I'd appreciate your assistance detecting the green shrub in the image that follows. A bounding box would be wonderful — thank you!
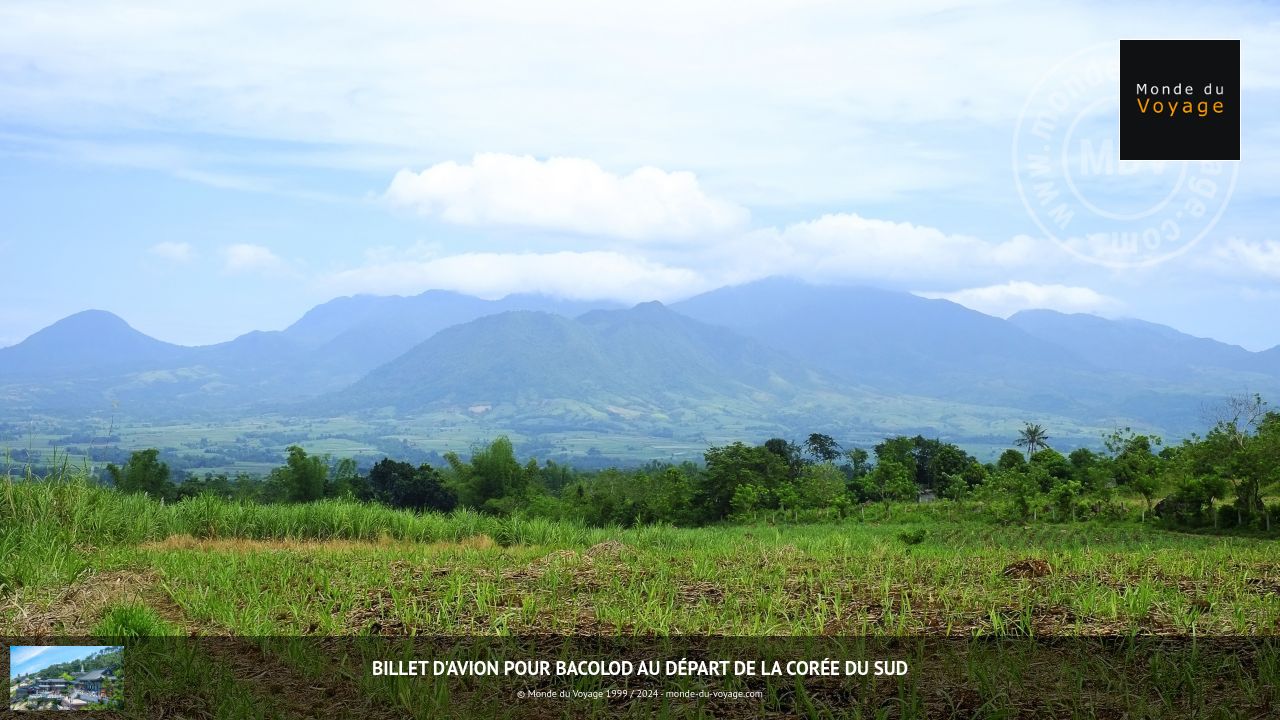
[897,527,928,546]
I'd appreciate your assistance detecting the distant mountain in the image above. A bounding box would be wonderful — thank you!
[303,291,614,380]
[672,278,1092,406]
[4,280,1279,441]
[0,292,613,414]
[0,310,185,379]
[326,302,834,431]
[673,278,1280,432]
[279,294,405,347]
[1008,310,1272,378]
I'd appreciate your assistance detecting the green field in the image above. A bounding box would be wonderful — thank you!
[5,477,1280,718]
[6,477,1280,638]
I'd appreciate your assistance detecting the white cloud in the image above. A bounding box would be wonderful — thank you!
[322,250,707,303]
[915,281,1118,318]
[10,646,53,669]
[1206,237,1280,279]
[320,210,1077,305]
[149,241,194,263]
[721,214,1051,285]
[385,154,747,240]
[5,2,1273,204]
[223,243,283,273]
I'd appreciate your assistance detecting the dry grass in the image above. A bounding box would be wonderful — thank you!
[1002,558,1054,579]
[2,569,188,636]
[139,533,499,554]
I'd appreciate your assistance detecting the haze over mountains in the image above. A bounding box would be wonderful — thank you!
[2,278,1277,442]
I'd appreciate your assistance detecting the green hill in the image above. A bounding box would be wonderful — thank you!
[329,303,825,417]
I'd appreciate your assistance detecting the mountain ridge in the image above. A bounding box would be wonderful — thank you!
[3,279,1278,439]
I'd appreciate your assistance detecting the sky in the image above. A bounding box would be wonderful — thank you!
[9,646,117,679]
[0,1,1277,350]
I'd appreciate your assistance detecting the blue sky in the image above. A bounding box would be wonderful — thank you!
[1,1,1277,349]
[9,646,118,679]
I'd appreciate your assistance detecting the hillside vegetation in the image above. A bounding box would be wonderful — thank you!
[5,280,1280,443]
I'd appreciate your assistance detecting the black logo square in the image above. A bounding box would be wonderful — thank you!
[1120,39,1240,160]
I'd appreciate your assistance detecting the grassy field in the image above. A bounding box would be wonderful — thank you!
[5,476,1280,637]
[4,476,1279,718]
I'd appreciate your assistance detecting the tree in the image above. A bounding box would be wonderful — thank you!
[1217,397,1278,531]
[918,439,978,492]
[1029,448,1072,492]
[796,462,848,513]
[775,482,802,520]
[399,464,458,512]
[1068,447,1110,492]
[996,449,1027,472]
[276,445,329,502]
[448,436,527,513]
[1108,432,1163,520]
[329,457,366,500]
[803,433,842,463]
[763,438,805,479]
[869,460,915,517]
[106,448,173,499]
[368,459,414,506]
[940,472,969,501]
[645,466,695,525]
[1158,472,1228,527]
[231,472,259,502]
[700,442,790,521]
[730,483,765,522]
[844,448,871,477]
[986,468,1039,521]
[1051,479,1083,522]
[1015,423,1050,460]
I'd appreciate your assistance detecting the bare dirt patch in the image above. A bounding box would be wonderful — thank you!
[4,569,197,636]
[1002,558,1053,579]
[585,540,630,559]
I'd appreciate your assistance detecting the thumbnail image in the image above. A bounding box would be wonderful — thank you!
[8,646,123,712]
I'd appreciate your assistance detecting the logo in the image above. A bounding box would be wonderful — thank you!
[1120,40,1240,161]
[1013,43,1238,268]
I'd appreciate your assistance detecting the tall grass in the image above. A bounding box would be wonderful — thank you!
[1,471,612,596]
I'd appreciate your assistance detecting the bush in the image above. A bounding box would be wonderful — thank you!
[1217,505,1238,529]
[897,527,928,546]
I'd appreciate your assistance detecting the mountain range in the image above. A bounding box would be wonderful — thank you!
[2,278,1277,443]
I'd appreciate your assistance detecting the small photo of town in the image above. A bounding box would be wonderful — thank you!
[8,646,124,712]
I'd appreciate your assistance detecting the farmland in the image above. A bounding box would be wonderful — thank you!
[3,475,1280,718]
[7,475,1280,638]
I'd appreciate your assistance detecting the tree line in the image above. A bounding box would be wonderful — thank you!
[100,395,1280,532]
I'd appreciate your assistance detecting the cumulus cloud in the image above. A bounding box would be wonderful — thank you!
[321,210,1073,305]
[322,250,707,304]
[915,281,1119,318]
[223,243,284,273]
[385,154,747,240]
[149,241,194,263]
[723,214,1049,285]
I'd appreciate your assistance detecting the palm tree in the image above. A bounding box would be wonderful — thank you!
[1016,423,1050,460]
